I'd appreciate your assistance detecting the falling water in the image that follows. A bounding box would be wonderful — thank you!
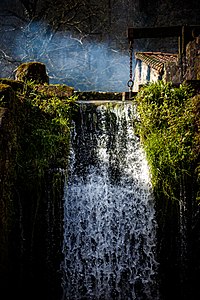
[61,101,159,300]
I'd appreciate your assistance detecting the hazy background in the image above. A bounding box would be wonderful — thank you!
[0,0,199,91]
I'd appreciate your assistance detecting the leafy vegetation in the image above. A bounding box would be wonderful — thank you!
[15,80,77,178]
[135,80,200,201]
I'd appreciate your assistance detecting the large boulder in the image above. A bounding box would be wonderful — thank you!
[15,62,49,84]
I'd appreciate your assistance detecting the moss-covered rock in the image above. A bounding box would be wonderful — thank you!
[0,78,24,92]
[34,84,74,98]
[15,62,49,84]
[0,77,77,298]
[0,84,15,108]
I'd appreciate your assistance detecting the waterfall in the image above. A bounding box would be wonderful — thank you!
[61,101,159,300]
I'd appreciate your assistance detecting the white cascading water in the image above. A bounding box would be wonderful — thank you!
[61,101,159,300]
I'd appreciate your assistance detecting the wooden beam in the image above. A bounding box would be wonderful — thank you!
[128,25,200,42]
[128,25,200,56]
[128,26,182,41]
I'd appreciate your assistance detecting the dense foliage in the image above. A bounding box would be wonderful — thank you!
[16,81,77,177]
[135,80,199,201]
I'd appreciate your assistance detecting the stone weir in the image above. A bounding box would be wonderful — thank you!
[74,91,137,101]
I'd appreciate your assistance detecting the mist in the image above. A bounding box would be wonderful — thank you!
[11,21,132,92]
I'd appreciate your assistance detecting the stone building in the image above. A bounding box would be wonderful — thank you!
[132,34,200,92]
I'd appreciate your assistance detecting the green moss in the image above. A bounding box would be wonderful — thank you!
[34,83,74,98]
[15,80,77,175]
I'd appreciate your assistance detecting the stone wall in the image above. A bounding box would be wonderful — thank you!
[164,36,200,84]
[184,36,200,80]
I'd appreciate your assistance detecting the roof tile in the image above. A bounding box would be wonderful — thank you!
[135,52,178,74]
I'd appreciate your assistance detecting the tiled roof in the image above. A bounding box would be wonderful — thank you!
[135,52,178,74]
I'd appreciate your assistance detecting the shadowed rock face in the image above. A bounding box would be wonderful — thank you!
[0,76,70,300]
[15,62,49,84]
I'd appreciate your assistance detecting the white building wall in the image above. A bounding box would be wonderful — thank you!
[133,59,160,92]
[150,67,160,83]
